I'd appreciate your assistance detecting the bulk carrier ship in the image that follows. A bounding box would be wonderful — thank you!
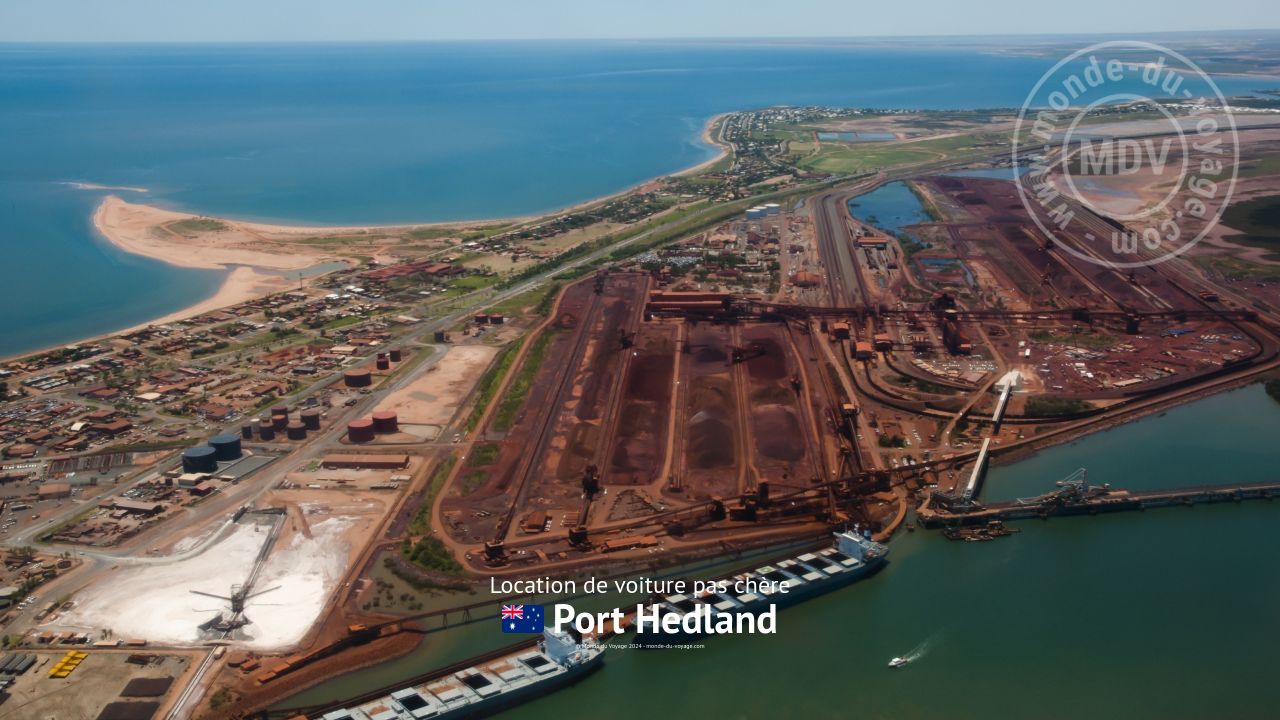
[637,528,888,647]
[308,629,602,720]
[300,530,884,717]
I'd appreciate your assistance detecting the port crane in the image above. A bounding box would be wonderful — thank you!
[191,583,281,633]
[1014,468,1108,506]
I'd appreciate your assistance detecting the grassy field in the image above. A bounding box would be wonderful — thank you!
[1236,152,1280,180]
[464,340,521,432]
[1221,194,1280,260]
[467,442,501,467]
[435,273,501,301]
[794,132,1013,175]
[1193,254,1280,283]
[407,457,456,536]
[405,223,510,241]
[322,315,367,330]
[699,152,734,175]
[167,218,227,235]
[486,281,562,317]
[299,233,388,245]
[1025,396,1096,417]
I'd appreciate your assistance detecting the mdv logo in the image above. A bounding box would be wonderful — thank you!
[1075,138,1175,176]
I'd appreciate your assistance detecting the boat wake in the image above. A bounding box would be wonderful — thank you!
[892,631,945,667]
[902,637,932,662]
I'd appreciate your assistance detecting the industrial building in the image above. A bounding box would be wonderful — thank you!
[109,499,163,516]
[791,271,821,288]
[37,482,72,500]
[321,454,410,470]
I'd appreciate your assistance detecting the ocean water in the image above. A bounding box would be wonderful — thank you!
[0,41,1272,357]
[284,384,1280,718]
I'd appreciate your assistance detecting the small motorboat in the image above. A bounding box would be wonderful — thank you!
[888,656,909,668]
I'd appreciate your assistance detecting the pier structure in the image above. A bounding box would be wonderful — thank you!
[961,438,991,503]
[920,477,1280,528]
[990,370,1020,429]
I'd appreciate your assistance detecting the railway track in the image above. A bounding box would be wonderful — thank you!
[492,286,604,544]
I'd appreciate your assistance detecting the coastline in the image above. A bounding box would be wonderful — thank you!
[92,196,321,271]
[675,112,730,177]
[4,112,732,365]
[5,113,734,363]
[0,199,342,362]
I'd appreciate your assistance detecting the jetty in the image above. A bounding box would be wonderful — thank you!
[919,475,1280,528]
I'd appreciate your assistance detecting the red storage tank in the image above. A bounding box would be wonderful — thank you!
[347,418,375,443]
[344,369,372,388]
[300,409,322,431]
[371,411,399,434]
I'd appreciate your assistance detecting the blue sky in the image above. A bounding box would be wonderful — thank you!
[0,0,1274,42]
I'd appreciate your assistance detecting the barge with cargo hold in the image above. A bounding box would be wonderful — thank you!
[301,629,602,720]
[637,528,888,647]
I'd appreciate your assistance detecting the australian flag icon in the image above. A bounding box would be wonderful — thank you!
[500,604,545,633]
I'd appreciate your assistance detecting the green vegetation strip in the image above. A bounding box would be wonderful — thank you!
[463,341,521,432]
[401,456,464,575]
[168,218,227,234]
[1221,194,1280,261]
[403,535,464,575]
[1265,378,1280,406]
[492,329,558,432]
[467,442,500,467]
[1030,329,1116,349]
[498,175,858,288]
[1024,396,1095,418]
[795,131,1012,175]
[486,280,562,318]
[406,457,454,536]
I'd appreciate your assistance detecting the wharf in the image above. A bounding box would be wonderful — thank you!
[919,480,1280,528]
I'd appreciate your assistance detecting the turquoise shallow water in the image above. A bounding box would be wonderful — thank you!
[286,384,1280,719]
[0,41,1272,356]
[847,180,932,236]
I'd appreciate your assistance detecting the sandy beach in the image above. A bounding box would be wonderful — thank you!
[675,113,731,177]
[59,113,732,358]
[94,196,324,271]
[134,266,298,328]
[83,196,348,337]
